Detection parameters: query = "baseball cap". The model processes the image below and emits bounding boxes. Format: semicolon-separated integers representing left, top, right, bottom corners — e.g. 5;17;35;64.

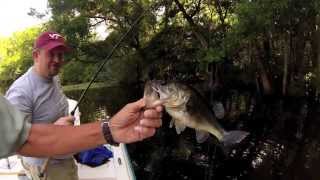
33;31;71;52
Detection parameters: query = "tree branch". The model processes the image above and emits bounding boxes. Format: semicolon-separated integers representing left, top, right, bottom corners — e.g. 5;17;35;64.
213;0;225;27
190;0;202;17
90;19;106;27
173;0;208;49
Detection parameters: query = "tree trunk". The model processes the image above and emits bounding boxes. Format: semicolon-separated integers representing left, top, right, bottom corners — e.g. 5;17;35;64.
294;23;307;76
311;15;320;72
255;39;273;95
282;36;289;96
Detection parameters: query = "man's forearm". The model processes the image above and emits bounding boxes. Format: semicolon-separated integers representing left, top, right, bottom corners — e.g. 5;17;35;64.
17;122;106;157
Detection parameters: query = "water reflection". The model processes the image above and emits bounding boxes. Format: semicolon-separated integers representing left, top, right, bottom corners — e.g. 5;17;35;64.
64;85;140;123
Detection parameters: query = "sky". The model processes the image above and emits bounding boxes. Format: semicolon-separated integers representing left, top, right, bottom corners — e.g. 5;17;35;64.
0;0;50;37
0;0;109;39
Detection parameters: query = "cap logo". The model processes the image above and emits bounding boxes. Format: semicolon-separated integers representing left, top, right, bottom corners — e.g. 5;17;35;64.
48;33;62;40
34;31;70;51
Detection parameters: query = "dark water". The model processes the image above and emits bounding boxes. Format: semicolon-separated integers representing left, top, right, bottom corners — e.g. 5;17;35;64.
65;86;320;180
64;85;141;122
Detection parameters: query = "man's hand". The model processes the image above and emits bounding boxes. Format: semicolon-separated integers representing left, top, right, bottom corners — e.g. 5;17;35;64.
109;98;163;143
54;116;75;126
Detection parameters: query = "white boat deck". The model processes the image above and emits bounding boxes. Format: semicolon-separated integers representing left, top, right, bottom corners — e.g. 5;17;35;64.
0;144;135;180
77;144;135;180
0;155;25;180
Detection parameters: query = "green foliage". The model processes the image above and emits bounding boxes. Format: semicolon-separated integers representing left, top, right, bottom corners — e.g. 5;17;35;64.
1;0;320;98
61;60;94;84
0;27;41;89
199;47;225;63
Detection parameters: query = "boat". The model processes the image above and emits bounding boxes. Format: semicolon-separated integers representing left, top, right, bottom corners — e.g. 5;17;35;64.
0;99;136;180
77;144;136;180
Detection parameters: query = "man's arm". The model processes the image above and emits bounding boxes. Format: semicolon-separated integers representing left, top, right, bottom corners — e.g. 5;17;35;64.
18;98;163;157
17;122;106;157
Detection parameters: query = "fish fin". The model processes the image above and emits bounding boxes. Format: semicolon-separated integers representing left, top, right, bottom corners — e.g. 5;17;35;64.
222;130;249;147
195;130;210;143
169;119;174;128
174;120;186;134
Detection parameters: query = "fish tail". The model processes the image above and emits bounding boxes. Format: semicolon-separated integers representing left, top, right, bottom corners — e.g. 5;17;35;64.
221;130;249;147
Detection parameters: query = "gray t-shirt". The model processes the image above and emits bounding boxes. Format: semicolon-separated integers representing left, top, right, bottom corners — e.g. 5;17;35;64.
0;96;31;158
5;67;70;166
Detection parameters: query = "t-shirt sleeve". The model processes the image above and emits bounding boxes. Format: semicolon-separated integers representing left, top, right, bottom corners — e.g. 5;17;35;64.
5;87;32;122
0;96;31;158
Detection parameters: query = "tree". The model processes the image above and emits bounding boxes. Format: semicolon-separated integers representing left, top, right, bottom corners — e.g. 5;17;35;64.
0;27;41;92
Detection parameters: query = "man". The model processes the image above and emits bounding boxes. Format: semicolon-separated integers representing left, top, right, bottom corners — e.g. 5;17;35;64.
5;31;160;180
0;95;163;156
6;31;79;180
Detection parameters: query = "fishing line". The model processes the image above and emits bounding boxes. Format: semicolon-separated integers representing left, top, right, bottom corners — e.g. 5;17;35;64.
70;7;147;116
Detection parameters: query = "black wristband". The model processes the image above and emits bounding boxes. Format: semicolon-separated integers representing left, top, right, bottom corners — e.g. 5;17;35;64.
101;120;119;146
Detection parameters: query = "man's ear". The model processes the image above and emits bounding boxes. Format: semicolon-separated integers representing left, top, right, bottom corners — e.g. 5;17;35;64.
32;50;39;62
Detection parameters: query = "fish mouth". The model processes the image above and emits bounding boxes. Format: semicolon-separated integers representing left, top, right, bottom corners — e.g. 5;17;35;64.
149;80;163;93
150;80;171;102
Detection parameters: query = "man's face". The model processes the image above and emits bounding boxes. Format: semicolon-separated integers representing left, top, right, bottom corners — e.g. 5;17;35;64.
33;47;65;79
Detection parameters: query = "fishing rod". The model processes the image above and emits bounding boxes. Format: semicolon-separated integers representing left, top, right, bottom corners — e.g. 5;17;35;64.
38;5;151;180
70;10;146;116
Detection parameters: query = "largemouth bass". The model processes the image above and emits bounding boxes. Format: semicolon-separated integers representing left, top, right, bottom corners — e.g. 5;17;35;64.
144;80;249;146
